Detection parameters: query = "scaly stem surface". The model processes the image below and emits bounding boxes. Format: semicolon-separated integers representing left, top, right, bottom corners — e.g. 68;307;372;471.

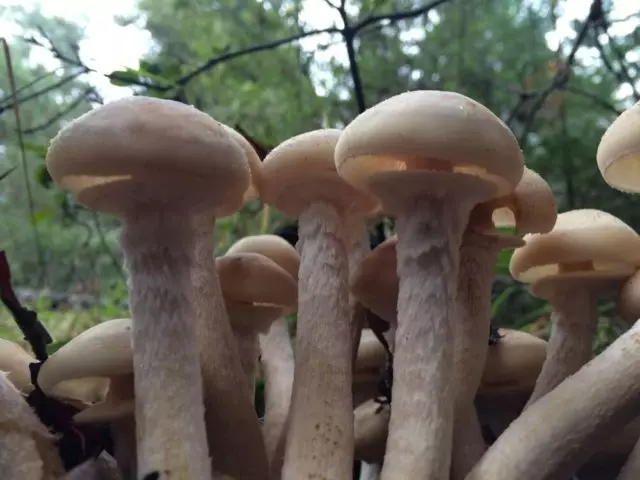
525;288;597;408
121;212;211;480
191;215;269;479
260;318;295;478
381;196;469;479
450;231;501;479
282;202;353;479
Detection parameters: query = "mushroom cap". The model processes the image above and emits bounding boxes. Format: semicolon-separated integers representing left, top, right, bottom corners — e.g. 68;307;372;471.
509;209;640;297
354;399;389;463
221;123;263;203
354;329;387;384
617;269;640;323
37;318;133;396
73;374;135;423
226;234;300;281
597;101;640;193
478;328;547;396
217;252;298;333
46;97;250;216
351;235;399;325
0;338;37;393
491;167;557;234
335;90;524;211
260;128;379;217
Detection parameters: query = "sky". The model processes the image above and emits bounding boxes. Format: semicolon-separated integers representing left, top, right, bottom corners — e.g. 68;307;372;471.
0;0;638;103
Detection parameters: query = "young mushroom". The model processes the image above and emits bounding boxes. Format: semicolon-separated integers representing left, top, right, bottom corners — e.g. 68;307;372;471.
451;167;556;479
509;209;640;408
335;90;524;478
46;96;250;479
261;128;379;479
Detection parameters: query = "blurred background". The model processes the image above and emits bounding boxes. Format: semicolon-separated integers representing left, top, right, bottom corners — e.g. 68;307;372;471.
0;0;638;352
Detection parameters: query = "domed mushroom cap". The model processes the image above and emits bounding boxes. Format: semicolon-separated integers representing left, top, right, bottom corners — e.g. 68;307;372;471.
354;329;387;384
0;338;37;393
509;209;640;297
351;235;399;325
597;101;640;193
354;399;389;463
491;167;557;234
46;97;250;216
37;318;133;396
217;252;298;333
260;128;379;217
617;269;640;323
335;90;525;209
227;234;300;281
221;123;263;203
478;328;547;396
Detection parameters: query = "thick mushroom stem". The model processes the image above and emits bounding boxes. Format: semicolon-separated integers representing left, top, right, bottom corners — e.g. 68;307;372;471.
107;375;136;480
282;202;353;479
451;231;502;479
525;287;597;408
192;216;269;479
260;318;295;477
234;332;260;401
381;197;469;480
466;320;640;480
121;212;211;480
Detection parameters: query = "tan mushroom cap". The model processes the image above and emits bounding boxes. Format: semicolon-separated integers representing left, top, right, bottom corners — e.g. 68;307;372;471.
478;328;547;396
351;235;398;325
37;318;133;396
354;329;387;384
46;96;250;216
260;128;380;217
354;399;390;463
597;101;640;193
617;269;640;322
217;252;298;333
335;90;525;211
74;375;135;424
226;234;300;281
0;338;38;393
490;167;557;234
221;123;263;203
509;209;640;297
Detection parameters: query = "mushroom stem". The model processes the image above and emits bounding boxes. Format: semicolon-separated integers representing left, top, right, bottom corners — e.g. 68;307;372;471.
616;438;640;480
381;197;470;479
235;333;260;402
525;288;598;408
451;231;502;479
121;212;211;479
191;216;269;479
348;220;371;368
466;319;640;480
259;317;295;478
282;202;353;479
109;375;136;480
359;462;382;480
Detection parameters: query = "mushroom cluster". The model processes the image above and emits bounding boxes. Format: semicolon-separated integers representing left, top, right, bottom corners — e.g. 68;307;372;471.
3;93;640;480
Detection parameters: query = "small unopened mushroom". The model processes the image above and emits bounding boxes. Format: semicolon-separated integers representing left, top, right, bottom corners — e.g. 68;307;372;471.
261;128;378;479
466;319;640;480
596;100;640;193
335;90;523;478
0;372;64;480
216;252;297;398
510;209;640;408
37;318;135;479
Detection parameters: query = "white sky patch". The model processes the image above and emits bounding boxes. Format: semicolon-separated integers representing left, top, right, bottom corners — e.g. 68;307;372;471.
0;0;637;103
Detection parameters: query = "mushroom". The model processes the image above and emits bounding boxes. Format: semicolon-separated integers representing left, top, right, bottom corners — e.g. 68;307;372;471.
190;122;270;478
353;329;389;406
466;318;640;480
224;234;300;476
354;399;390;465
216;251;297;398
261;128;378;478
37;318;136;479
46;96;250;479
335;91;524;478
0;371;64;480
596;100;640;193
509;209;640;408
451;167;556;479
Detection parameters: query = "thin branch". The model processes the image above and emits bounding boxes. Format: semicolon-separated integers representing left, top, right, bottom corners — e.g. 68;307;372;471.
0;67;63;104
92;212;125;280
21;88;92;135
0;70;84;113
354;0;452;32
564;85;622;114
598;25;640;100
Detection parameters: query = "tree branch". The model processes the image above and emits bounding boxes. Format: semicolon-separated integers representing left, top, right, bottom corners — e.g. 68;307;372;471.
21;88;93;134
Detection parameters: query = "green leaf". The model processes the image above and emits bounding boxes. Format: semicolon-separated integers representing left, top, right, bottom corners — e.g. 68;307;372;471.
491;286;517;317
23;142;48;158
31;208;55;224
109;69;142;87
34;164;53;189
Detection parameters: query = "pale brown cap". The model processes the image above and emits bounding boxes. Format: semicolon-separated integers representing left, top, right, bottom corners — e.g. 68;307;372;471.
260;129;379;217
509;209;640;297
37;318;133;397
335;91;524;210
617;269;640;322
478;328;547;396
354;399;389;463
46;97;250;216
73;375;134;423
351;235;398;325
217;252;297;333
226;234;300;281
0;338;37;393
354;329;387;384
597;101;640;193
221;123;263;203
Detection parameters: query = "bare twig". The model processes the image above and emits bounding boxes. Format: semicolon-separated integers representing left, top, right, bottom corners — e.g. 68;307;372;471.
21;88;93;134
